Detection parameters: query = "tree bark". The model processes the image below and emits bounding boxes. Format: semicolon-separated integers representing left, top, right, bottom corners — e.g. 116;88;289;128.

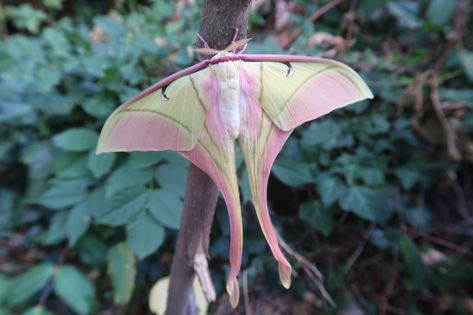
165;1;252;315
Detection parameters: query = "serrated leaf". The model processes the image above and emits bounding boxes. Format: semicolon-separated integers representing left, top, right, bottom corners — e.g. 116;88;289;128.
148;190;182;229
127;152;164;170
105;164;153;197
98;188;147;226
127;210;165;259
6;264;54;306
36;184;87;210
66;200;91;246
53;128;98;152
107;243;136;305
87;150;115;178
53;266;95;315
155;162;188;198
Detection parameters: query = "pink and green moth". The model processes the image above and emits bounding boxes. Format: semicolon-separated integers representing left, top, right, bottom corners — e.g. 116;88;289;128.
97;36;373;307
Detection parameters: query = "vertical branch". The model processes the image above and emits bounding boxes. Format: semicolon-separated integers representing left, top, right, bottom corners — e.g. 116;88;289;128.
165;1;252;315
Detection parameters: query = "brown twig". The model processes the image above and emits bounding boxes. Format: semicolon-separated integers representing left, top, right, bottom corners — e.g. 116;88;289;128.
344;222;376;272
379;250;399;315
165;2;252;315
278;235;336;307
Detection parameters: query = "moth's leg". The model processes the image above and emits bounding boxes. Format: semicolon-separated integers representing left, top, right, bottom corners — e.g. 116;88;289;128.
236;42;248;55
196;32;210;48
231;28;239;44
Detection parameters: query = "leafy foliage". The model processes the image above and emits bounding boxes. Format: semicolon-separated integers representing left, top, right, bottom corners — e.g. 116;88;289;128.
1;0;472;314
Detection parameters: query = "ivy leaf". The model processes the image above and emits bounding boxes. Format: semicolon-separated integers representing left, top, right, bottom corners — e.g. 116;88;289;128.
53;266;96;315
316;173;346;206
339;186;376;221
272;162;313;187
107;243;136;305
299;202;333;236
126;210;165;259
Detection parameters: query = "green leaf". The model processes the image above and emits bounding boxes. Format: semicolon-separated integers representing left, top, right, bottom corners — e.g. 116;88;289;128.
359;168;385;186
54;153;89;179
339;186;378;221
41;211;68;245
272;162;313;187
316;173;346;206
301;120;341;150
395;167;420;190
386;2;420;29
98;188;147;226
127;210;165;259
459;50;473;83
147;189;182;229
0;274;10;305
36;183;87;210
107;243;136;305
53;266;95;315
66;200;91;246
22;306;54;315
105;164;153;197
53;128;99;152
426;0;456;25
339;186;398;224
155;162;188;198
128;152;164;170
400;237;427;290
75;236;108;268
87;151;115;178
6;264;54;306
404;207;431;231
5;4;47;34
299;202;333;236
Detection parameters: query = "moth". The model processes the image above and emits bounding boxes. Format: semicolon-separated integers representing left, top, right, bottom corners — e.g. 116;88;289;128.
97;36;373;307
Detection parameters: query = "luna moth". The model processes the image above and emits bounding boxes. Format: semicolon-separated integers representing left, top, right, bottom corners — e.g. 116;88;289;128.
97;37;373;307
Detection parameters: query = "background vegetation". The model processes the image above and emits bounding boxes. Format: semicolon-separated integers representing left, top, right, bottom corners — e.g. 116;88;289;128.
1;0;472;314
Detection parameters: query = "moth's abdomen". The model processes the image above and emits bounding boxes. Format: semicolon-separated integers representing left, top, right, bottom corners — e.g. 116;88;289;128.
212;61;242;139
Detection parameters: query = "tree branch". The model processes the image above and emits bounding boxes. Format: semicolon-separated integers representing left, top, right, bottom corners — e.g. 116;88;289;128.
165;1;252;314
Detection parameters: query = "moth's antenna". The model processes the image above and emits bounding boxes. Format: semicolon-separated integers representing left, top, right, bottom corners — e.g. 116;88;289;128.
231;28;239;45
196;32;210;49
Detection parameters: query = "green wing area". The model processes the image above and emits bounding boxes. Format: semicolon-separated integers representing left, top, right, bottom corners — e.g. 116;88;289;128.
243;60;373;131
97;68;212;153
